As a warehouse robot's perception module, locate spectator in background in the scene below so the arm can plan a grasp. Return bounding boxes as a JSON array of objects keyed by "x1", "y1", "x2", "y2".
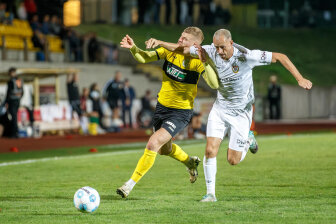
[
  {"x1": 65, "y1": 29, "x2": 82, "y2": 62},
  {"x1": 0, "y1": 2, "x2": 12, "y2": 24},
  {"x1": 3, "y1": 0, "x2": 14, "y2": 24},
  {"x1": 179, "y1": 0, "x2": 189, "y2": 25},
  {"x1": 41, "y1": 14, "x2": 50, "y2": 35},
  {"x1": 199, "y1": 0, "x2": 211, "y2": 25},
  {"x1": 88, "y1": 32, "x2": 100, "y2": 62},
  {"x1": 30, "y1": 14, "x2": 40, "y2": 31},
  {"x1": 80, "y1": 87, "x2": 89, "y2": 113},
  {"x1": 153, "y1": 0, "x2": 163, "y2": 24},
  {"x1": 175, "y1": 0, "x2": 181, "y2": 25},
  {"x1": 141, "y1": 90, "x2": 153, "y2": 113},
  {"x1": 24, "y1": 0, "x2": 37, "y2": 21},
  {"x1": 165, "y1": 0, "x2": 172, "y2": 24},
  {"x1": 88, "y1": 83, "x2": 104, "y2": 135},
  {"x1": 67, "y1": 73, "x2": 82, "y2": 118},
  {"x1": 88, "y1": 83, "x2": 102, "y2": 118},
  {"x1": 102, "y1": 71, "x2": 123, "y2": 126},
  {"x1": 5, "y1": 67, "x2": 24, "y2": 138},
  {"x1": 138, "y1": 89, "x2": 154, "y2": 128},
  {"x1": 67, "y1": 73, "x2": 87, "y2": 134},
  {"x1": 0, "y1": 3, "x2": 7, "y2": 23},
  {"x1": 137, "y1": 0, "x2": 148, "y2": 24},
  {"x1": 17, "y1": 1, "x2": 27, "y2": 20},
  {"x1": 121, "y1": 79, "x2": 135, "y2": 128},
  {"x1": 31, "y1": 29, "x2": 46, "y2": 61},
  {"x1": 78, "y1": 87, "x2": 89, "y2": 135},
  {"x1": 189, "y1": 112, "x2": 206, "y2": 139},
  {"x1": 50, "y1": 15, "x2": 61, "y2": 36},
  {"x1": 267, "y1": 75, "x2": 281, "y2": 120}
]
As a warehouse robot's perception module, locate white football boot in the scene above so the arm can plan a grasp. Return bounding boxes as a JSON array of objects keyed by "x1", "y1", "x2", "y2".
[{"x1": 200, "y1": 194, "x2": 217, "y2": 202}]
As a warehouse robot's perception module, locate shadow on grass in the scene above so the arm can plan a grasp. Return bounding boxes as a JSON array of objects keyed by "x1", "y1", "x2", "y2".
[{"x1": 100, "y1": 195, "x2": 141, "y2": 201}]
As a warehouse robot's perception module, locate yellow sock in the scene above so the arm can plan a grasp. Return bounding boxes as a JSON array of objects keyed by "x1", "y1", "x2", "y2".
[
  {"x1": 130, "y1": 148, "x2": 157, "y2": 183},
  {"x1": 168, "y1": 143, "x2": 190, "y2": 165}
]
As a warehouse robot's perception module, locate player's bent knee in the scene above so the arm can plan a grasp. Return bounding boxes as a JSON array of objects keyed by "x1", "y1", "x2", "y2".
[
  {"x1": 146, "y1": 139, "x2": 160, "y2": 152},
  {"x1": 205, "y1": 148, "x2": 216, "y2": 158},
  {"x1": 227, "y1": 155, "x2": 240, "y2": 165}
]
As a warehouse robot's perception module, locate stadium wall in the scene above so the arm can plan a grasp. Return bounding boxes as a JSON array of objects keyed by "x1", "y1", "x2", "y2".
[{"x1": 281, "y1": 85, "x2": 336, "y2": 119}]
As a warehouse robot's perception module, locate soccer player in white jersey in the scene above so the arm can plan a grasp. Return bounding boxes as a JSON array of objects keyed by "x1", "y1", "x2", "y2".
[{"x1": 145, "y1": 28, "x2": 312, "y2": 202}]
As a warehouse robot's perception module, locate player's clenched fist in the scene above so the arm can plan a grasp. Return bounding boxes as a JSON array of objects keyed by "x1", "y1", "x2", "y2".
[
  {"x1": 120, "y1": 35, "x2": 135, "y2": 49},
  {"x1": 298, "y1": 78, "x2": 313, "y2": 90}
]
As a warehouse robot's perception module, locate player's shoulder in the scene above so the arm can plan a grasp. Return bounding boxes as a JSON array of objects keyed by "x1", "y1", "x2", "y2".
[
  {"x1": 233, "y1": 45, "x2": 250, "y2": 63},
  {"x1": 233, "y1": 44, "x2": 267, "y2": 63},
  {"x1": 203, "y1": 44, "x2": 216, "y2": 52}
]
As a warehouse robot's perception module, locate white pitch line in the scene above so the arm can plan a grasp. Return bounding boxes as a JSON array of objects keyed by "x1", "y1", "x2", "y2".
[
  {"x1": 0, "y1": 133, "x2": 330, "y2": 168},
  {"x1": 0, "y1": 143, "x2": 202, "y2": 167}
]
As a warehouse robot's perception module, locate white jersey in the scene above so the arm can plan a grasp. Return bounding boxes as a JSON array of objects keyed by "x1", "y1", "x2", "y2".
[{"x1": 190, "y1": 44, "x2": 272, "y2": 109}]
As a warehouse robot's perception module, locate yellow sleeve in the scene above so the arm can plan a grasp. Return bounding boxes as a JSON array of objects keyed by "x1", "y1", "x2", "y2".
[
  {"x1": 202, "y1": 62, "x2": 219, "y2": 89},
  {"x1": 155, "y1": 47, "x2": 169, "y2": 60},
  {"x1": 130, "y1": 45, "x2": 160, "y2": 63}
]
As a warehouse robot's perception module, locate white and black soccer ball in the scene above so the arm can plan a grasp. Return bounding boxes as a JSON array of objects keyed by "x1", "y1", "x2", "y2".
[{"x1": 73, "y1": 186, "x2": 100, "y2": 213}]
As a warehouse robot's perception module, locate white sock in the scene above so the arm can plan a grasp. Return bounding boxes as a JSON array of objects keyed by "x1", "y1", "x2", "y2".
[
  {"x1": 125, "y1": 179, "x2": 136, "y2": 190},
  {"x1": 240, "y1": 144, "x2": 249, "y2": 162},
  {"x1": 203, "y1": 156, "x2": 217, "y2": 195}
]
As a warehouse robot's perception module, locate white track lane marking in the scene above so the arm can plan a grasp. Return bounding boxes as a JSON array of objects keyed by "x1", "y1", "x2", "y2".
[
  {"x1": 0, "y1": 143, "x2": 201, "y2": 167},
  {"x1": 0, "y1": 133, "x2": 329, "y2": 167}
]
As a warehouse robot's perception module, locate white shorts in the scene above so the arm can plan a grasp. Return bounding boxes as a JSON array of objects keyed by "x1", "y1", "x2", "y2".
[{"x1": 206, "y1": 102, "x2": 253, "y2": 152}]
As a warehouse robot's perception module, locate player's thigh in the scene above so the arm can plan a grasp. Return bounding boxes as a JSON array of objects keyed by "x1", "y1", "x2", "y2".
[
  {"x1": 227, "y1": 148, "x2": 242, "y2": 165},
  {"x1": 158, "y1": 139, "x2": 172, "y2": 155},
  {"x1": 227, "y1": 109, "x2": 252, "y2": 152},
  {"x1": 206, "y1": 105, "x2": 227, "y2": 140},
  {"x1": 205, "y1": 137, "x2": 222, "y2": 158},
  {"x1": 146, "y1": 127, "x2": 172, "y2": 152},
  {"x1": 160, "y1": 108, "x2": 193, "y2": 138}
]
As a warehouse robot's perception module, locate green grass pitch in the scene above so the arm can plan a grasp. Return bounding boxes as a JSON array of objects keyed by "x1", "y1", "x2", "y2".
[{"x1": 0, "y1": 133, "x2": 335, "y2": 223}]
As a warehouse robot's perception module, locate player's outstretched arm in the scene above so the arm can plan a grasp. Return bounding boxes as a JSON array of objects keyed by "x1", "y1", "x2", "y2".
[
  {"x1": 120, "y1": 35, "x2": 159, "y2": 63},
  {"x1": 145, "y1": 38, "x2": 190, "y2": 55},
  {"x1": 272, "y1": 52, "x2": 313, "y2": 90},
  {"x1": 192, "y1": 44, "x2": 219, "y2": 89}
]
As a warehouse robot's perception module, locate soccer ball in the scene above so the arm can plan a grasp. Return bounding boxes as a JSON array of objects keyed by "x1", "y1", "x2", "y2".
[{"x1": 73, "y1": 186, "x2": 100, "y2": 213}]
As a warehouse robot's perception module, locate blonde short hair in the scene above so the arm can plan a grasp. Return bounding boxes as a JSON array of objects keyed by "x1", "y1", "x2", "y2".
[{"x1": 183, "y1": 27, "x2": 204, "y2": 44}]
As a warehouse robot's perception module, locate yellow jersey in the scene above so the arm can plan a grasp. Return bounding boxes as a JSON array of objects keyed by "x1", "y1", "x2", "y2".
[{"x1": 155, "y1": 47, "x2": 204, "y2": 109}]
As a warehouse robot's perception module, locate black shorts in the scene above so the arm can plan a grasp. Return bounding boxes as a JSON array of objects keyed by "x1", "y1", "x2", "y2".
[
  {"x1": 152, "y1": 102, "x2": 193, "y2": 137},
  {"x1": 108, "y1": 99, "x2": 119, "y2": 110}
]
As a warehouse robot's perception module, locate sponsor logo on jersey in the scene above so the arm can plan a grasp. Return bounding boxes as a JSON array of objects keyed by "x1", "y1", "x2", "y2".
[
  {"x1": 260, "y1": 51, "x2": 267, "y2": 63},
  {"x1": 219, "y1": 77, "x2": 242, "y2": 82},
  {"x1": 163, "y1": 60, "x2": 200, "y2": 84},
  {"x1": 166, "y1": 63, "x2": 187, "y2": 80},
  {"x1": 232, "y1": 62, "x2": 239, "y2": 73}
]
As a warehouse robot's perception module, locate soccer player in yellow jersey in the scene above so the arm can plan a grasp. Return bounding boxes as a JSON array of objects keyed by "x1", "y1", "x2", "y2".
[{"x1": 116, "y1": 27, "x2": 219, "y2": 198}]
